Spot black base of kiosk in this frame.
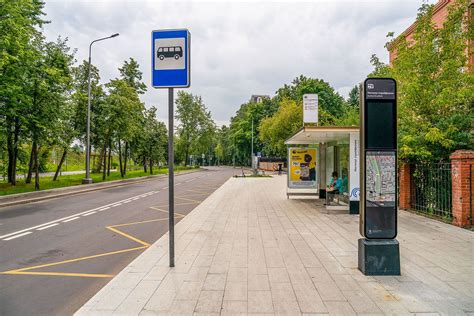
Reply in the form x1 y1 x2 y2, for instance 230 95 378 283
358 239 400 275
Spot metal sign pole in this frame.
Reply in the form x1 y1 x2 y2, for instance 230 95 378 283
168 87 175 268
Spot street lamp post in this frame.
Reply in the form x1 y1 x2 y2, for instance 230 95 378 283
82 33 119 184
251 117 254 171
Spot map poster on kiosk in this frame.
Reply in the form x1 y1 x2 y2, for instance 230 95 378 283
365 151 396 238
288 148 317 188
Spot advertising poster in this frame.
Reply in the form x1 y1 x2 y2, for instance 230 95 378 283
288 147 317 188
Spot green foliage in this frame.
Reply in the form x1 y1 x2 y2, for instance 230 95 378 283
175 92 216 165
0 3 169 187
259 99 302 156
371 0 474 163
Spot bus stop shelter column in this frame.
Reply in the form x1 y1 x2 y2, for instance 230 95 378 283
319 143 326 197
349 131 360 214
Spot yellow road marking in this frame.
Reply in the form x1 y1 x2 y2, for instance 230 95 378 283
4 271 114 278
2 185 211 278
108 218 169 228
186 189 211 194
1 246 147 274
175 196 203 203
106 226 150 247
149 206 185 218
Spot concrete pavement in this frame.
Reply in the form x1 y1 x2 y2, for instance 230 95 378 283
0 167 238 315
76 175 473 315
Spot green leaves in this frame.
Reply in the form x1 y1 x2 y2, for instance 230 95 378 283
370 0 473 164
175 92 216 165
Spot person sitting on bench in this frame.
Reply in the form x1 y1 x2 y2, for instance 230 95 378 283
327 171 342 194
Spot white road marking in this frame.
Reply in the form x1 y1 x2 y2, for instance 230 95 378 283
98 207 110 211
163 187 168 190
122 200 130 204
0 190 159 240
82 211 96 216
4 231 32 240
37 223 59 231
63 217 80 222
175 183 182 186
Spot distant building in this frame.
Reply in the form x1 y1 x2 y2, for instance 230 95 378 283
387 0 473 69
250 95 270 103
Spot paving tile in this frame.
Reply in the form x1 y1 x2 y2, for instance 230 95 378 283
169 299 197 314
248 274 270 291
270 282 297 301
248 291 274 313
195 290 224 313
273 299 301 314
77 176 474 316
325 301 356 315
224 281 247 301
175 281 203 300
268 267 291 283
203 273 227 291
227 267 248 282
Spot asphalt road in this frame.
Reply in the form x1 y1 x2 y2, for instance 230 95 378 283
0 167 239 315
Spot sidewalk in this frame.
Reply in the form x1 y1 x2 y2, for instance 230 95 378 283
76 176 474 315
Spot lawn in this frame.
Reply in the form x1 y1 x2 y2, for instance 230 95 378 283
0 166 199 196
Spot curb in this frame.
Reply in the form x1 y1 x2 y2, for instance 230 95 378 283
0 169 202 209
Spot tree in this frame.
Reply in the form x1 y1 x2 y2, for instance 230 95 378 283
25 37 75 189
105 79 144 177
370 0 474 163
136 107 167 174
175 92 216 166
0 0 47 184
259 99 302 157
274 75 346 122
119 58 147 94
347 85 359 108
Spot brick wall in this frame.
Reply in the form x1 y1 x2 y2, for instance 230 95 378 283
399 163 411 210
450 150 474 227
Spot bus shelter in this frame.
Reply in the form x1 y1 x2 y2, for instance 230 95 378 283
285 126 360 214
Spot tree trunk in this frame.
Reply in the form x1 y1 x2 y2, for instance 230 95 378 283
118 140 123 177
107 139 112 176
6 117 20 185
102 142 107 181
53 148 67 181
26 141 36 183
34 146 40 191
123 142 128 176
150 158 153 175
184 148 189 167
143 157 147 173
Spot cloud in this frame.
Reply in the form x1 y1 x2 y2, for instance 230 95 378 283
42 0 434 126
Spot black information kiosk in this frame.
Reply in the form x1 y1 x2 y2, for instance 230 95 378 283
358 78 400 275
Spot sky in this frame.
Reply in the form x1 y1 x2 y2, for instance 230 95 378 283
42 0 435 126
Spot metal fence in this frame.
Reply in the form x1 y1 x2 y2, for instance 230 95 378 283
410 163 452 220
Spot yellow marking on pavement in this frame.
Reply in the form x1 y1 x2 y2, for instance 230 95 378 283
106 226 150 247
1 246 147 274
185 189 211 194
2 181 212 278
108 218 169 228
4 271 114 278
150 206 186 218
175 196 203 203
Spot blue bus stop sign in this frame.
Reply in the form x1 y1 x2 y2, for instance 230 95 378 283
152 29 190 88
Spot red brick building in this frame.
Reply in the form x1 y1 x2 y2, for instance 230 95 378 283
388 0 474 68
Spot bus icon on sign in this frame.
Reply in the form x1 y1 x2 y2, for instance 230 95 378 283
157 46 183 60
